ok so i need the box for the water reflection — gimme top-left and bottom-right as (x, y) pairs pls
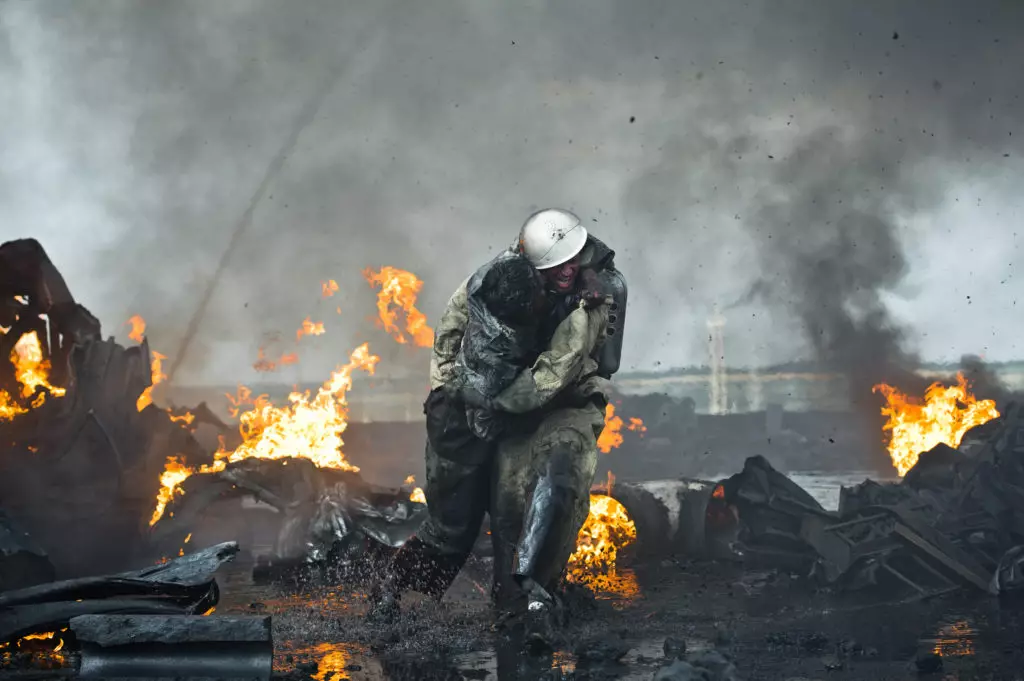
(931, 619), (976, 658)
(278, 641), (382, 680)
(312, 642), (350, 681)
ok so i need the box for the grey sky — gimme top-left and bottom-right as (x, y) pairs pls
(0, 1), (1021, 388)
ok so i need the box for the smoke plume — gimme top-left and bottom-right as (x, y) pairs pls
(0, 0), (1021, 392)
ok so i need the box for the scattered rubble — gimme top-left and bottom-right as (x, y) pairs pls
(0, 541), (238, 645)
(0, 239), (216, 577)
(150, 457), (427, 583)
(73, 613), (272, 679)
(0, 507), (54, 591)
(720, 403), (1024, 601)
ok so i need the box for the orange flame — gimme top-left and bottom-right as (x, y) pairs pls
(0, 390), (28, 421)
(873, 372), (1000, 476)
(296, 317), (325, 342)
(597, 404), (644, 453)
(14, 331), (66, 401)
(363, 267), (434, 347)
(226, 385), (266, 419)
(12, 629), (65, 654)
(169, 412), (195, 426)
(598, 404), (624, 452)
(137, 351), (166, 411)
(404, 475), (426, 502)
(568, 494), (638, 595)
(126, 316), (168, 412)
(150, 344), (379, 525)
(253, 348), (300, 373)
(321, 280), (339, 298)
(0, 331), (66, 419)
(126, 315), (146, 343)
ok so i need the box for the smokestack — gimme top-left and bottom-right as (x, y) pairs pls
(707, 307), (728, 415)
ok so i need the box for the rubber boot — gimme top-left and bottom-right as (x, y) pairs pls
(512, 448), (578, 651)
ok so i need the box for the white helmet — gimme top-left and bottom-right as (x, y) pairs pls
(518, 208), (588, 270)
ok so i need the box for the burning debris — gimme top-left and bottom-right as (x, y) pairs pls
(0, 240), (215, 576)
(0, 237), (446, 597)
(150, 457), (426, 582)
(150, 343), (380, 527)
(716, 373), (1024, 602)
(874, 372), (1000, 476)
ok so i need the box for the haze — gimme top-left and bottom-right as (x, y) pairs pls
(1, 1), (1021, 389)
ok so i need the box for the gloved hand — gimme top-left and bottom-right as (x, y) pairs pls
(578, 269), (605, 308)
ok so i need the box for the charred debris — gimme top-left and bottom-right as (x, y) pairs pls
(0, 239), (426, 675)
(2, 236), (1024, 677)
(716, 405), (1024, 602)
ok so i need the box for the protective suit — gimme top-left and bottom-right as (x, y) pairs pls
(488, 308), (611, 612)
(413, 293), (610, 594)
(370, 228), (622, 625)
(371, 263), (610, 613)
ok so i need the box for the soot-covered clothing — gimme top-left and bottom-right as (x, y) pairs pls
(412, 298), (612, 602)
(428, 234), (616, 391)
(424, 298), (611, 465)
(453, 253), (542, 440)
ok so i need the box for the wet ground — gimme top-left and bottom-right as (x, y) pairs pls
(205, 552), (1022, 681)
(4, 472), (1024, 680)
(4, 552), (1022, 680)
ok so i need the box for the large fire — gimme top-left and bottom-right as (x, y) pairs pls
(363, 266), (434, 347)
(597, 403), (645, 453)
(873, 372), (1000, 476)
(150, 343), (379, 525)
(0, 330), (66, 420)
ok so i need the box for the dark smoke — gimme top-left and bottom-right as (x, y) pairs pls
(959, 354), (1018, 408)
(1, 1), (1022, 389)
(744, 127), (933, 407)
(619, 0), (1024, 410)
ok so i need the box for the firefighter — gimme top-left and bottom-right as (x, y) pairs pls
(368, 209), (626, 641)
(489, 209), (626, 647)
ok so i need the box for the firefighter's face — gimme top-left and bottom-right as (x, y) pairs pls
(540, 255), (581, 293)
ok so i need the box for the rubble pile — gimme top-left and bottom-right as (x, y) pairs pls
(721, 402), (1024, 601)
(0, 542), (236, 645)
(0, 239), (221, 578)
(150, 457), (427, 584)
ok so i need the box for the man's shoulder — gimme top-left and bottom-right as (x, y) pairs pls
(583, 234), (616, 271)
